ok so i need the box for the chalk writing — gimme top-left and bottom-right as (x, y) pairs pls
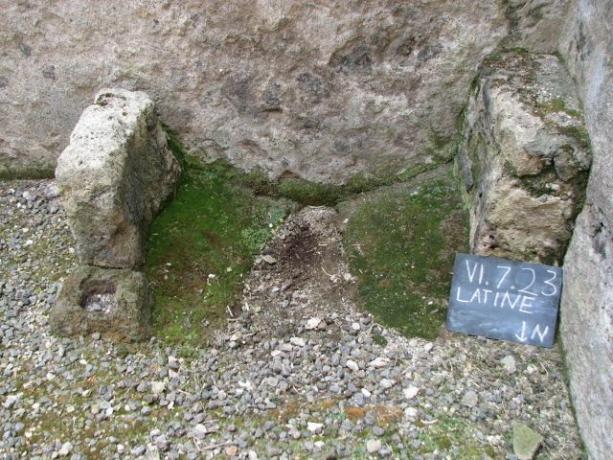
(446, 253), (562, 347)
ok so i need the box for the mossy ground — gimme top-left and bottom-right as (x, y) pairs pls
(416, 415), (499, 458)
(343, 179), (468, 340)
(148, 130), (465, 345)
(145, 157), (291, 346)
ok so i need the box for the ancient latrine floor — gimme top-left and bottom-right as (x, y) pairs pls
(0, 180), (582, 459)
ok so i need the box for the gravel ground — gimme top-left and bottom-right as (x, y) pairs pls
(0, 180), (582, 459)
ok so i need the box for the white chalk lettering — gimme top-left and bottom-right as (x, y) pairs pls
(501, 291), (521, 309)
(482, 288), (493, 303)
(518, 267), (537, 296)
(519, 296), (535, 314)
(469, 288), (482, 303)
(515, 321), (528, 342)
(542, 270), (558, 296)
(496, 265), (511, 289)
(466, 260), (479, 283)
(531, 324), (549, 343)
(456, 286), (471, 303)
(493, 291), (501, 307)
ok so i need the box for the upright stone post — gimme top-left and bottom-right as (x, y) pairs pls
(50, 88), (181, 341)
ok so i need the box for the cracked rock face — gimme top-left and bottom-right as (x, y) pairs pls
(0, 0), (514, 182)
(55, 88), (181, 269)
(457, 51), (591, 264)
(558, 1), (613, 458)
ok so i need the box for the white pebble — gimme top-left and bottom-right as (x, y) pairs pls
(403, 385), (420, 400)
(290, 337), (306, 347)
(366, 439), (382, 453)
(307, 422), (324, 433)
(368, 357), (388, 368)
(58, 442), (73, 457)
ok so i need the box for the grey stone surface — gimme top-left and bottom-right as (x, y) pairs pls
(49, 265), (152, 342)
(457, 51), (591, 264)
(0, 0), (513, 183)
(512, 422), (543, 460)
(503, 0), (573, 53)
(560, 206), (613, 459)
(55, 88), (180, 269)
(558, 2), (613, 458)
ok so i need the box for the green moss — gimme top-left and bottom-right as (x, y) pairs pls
(418, 415), (501, 458)
(197, 157), (447, 208)
(536, 97), (583, 120)
(345, 162), (442, 196)
(0, 164), (55, 181)
(506, 46), (530, 55)
(238, 167), (279, 196)
(371, 331), (388, 347)
(145, 153), (290, 346)
(149, 130), (467, 344)
(343, 179), (468, 340)
(164, 128), (188, 166)
(277, 178), (344, 207)
(558, 125), (591, 148)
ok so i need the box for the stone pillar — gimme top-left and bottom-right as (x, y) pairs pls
(50, 88), (181, 341)
(457, 50), (591, 264)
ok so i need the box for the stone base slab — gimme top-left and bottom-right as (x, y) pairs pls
(50, 265), (152, 342)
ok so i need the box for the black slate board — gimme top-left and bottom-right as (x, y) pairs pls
(446, 253), (562, 347)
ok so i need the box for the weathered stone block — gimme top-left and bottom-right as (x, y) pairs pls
(55, 88), (181, 269)
(49, 265), (152, 342)
(560, 205), (613, 459)
(457, 51), (591, 264)
(558, 2), (613, 457)
(0, 0), (515, 183)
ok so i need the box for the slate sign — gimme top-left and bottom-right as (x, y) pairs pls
(446, 253), (562, 347)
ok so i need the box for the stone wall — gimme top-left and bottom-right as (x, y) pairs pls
(1, 0), (513, 183)
(457, 50), (591, 264)
(557, 1), (613, 458)
(454, 2), (612, 456)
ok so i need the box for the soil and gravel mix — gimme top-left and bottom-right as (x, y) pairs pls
(0, 180), (582, 459)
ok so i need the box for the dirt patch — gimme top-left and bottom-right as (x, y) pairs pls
(274, 223), (319, 279)
(232, 206), (357, 341)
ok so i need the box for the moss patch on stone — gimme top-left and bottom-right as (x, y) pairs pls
(343, 179), (468, 340)
(537, 97), (582, 118)
(0, 164), (55, 181)
(232, 158), (446, 207)
(145, 155), (290, 346)
(277, 177), (344, 207)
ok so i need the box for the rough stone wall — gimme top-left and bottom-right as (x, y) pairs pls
(503, 0), (574, 53)
(457, 51), (591, 264)
(557, 1), (613, 458)
(1, 0), (513, 182)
